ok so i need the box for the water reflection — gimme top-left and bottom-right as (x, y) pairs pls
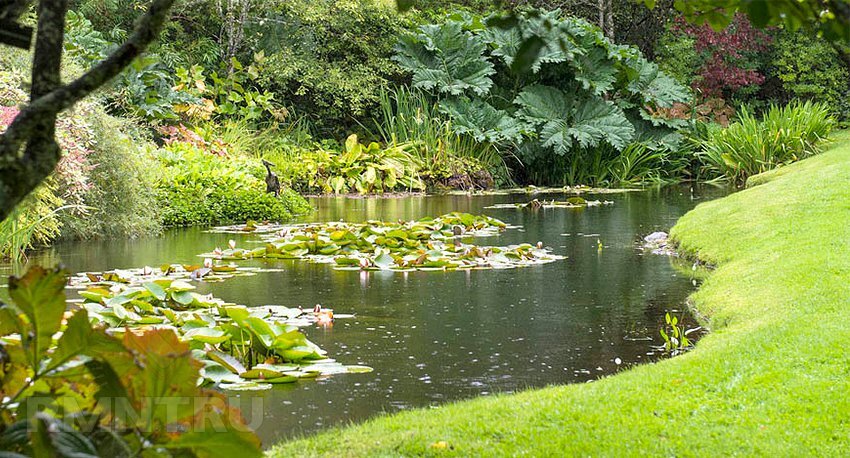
(4, 185), (727, 444)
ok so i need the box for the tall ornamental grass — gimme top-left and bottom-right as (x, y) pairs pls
(373, 87), (511, 186)
(700, 101), (835, 183)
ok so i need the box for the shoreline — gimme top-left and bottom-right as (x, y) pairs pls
(269, 137), (850, 455)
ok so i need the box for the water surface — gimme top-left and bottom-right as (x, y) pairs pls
(5, 185), (726, 444)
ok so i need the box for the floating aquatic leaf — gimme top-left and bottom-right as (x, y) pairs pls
(143, 282), (167, 301)
(219, 382), (273, 391)
(200, 363), (243, 384)
(201, 213), (563, 272)
(206, 350), (246, 375)
(240, 368), (284, 380)
(345, 365), (374, 374)
(184, 327), (230, 345)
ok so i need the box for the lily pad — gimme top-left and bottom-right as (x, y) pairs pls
(219, 382), (273, 391)
(240, 368), (284, 380)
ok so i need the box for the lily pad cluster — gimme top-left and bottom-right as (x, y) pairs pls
(210, 212), (509, 236)
(70, 267), (370, 391)
(202, 212), (565, 271)
(485, 198), (614, 209)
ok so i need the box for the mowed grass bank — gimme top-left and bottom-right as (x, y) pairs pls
(270, 137), (850, 456)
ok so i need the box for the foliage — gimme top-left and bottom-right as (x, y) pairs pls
(298, 135), (426, 194)
(66, 10), (283, 125)
(65, 10), (198, 122)
(58, 107), (162, 240)
(770, 30), (850, 119)
(173, 53), (287, 124)
(252, 0), (414, 136)
(0, 266), (262, 457)
(203, 212), (565, 271)
(392, 9), (690, 185)
(374, 86), (507, 188)
(68, 265), (369, 389)
(670, 14), (772, 100)
(0, 95), (92, 259)
(659, 312), (694, 354)
(662, 0), (850, 41)
(0, 184), (66, 262)
(697, 101), (835, 183)
(153, 142), (311, 227)
(520, 142), (688, 187)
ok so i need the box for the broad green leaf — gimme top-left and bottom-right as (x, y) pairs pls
(143, 282), (167, 301)
(206, 350), (246, 374)
(394, 21), (495, 96)
(164, 422), (262, 458)
(184, 327), (230, 344)
(46, 310), (124, 373)
(240, 368), (284, 380)
(8, 266), (69, 367)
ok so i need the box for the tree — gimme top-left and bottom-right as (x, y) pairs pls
(0, 0), (176, 222)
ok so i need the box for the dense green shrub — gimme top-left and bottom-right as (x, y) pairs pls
(58, 108), (162, 239)
(393, 9), (690, 186)
(153, 143), (310, 226)
(770, 30), (850, 118)
(698, 101), (835, 183)
(264, 135), (427, 194)
(252, 0), (413, 136)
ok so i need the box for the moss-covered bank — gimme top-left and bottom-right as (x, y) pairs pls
(269, 136), (850, 456)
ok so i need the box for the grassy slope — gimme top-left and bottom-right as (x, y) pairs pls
(270, 139), (850, 457)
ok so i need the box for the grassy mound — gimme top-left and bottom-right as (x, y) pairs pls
(269, 136), (850, 456)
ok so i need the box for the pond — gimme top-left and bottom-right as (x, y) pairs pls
(2, 185), (727, 445)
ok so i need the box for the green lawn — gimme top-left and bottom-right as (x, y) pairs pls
(270, 137), (850, 456)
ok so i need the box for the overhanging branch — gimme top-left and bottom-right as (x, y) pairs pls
(0, 0), (175, 220)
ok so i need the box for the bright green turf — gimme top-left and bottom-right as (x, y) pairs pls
(269, 138), (850, 456)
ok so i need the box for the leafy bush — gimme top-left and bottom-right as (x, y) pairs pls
(65, 10), (198, 122)
(58, 107), (162, 240)
(154, 143), (310, 226)
(0, 266), (262, 457)
(698, 101), (835, 183)
(252, 0), (414, 136)
(285, 135), (427, 194)
(173, 53), (288, 124)
(392, 9), (690, 185)
(771, 30), (850, 119)
(670, 14), (772, 100)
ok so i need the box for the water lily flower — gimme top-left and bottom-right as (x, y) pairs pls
(536, 241), (543, 249)
(228, 239), (236, 249)
(359, 258), (370, 269)
(213, 247), (222, 256)
(203, 258), (213, 268)
(317, 310), (334, 326)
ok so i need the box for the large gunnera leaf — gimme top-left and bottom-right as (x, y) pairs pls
(481, 9), (577, 73)
(624, 57), (690, 108)
(515, 85), (634, 155)
(439, 97), (525, 143)
(394, 21), (494, 96)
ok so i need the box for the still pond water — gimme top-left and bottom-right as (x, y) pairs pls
(4, 186), (726, 444)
